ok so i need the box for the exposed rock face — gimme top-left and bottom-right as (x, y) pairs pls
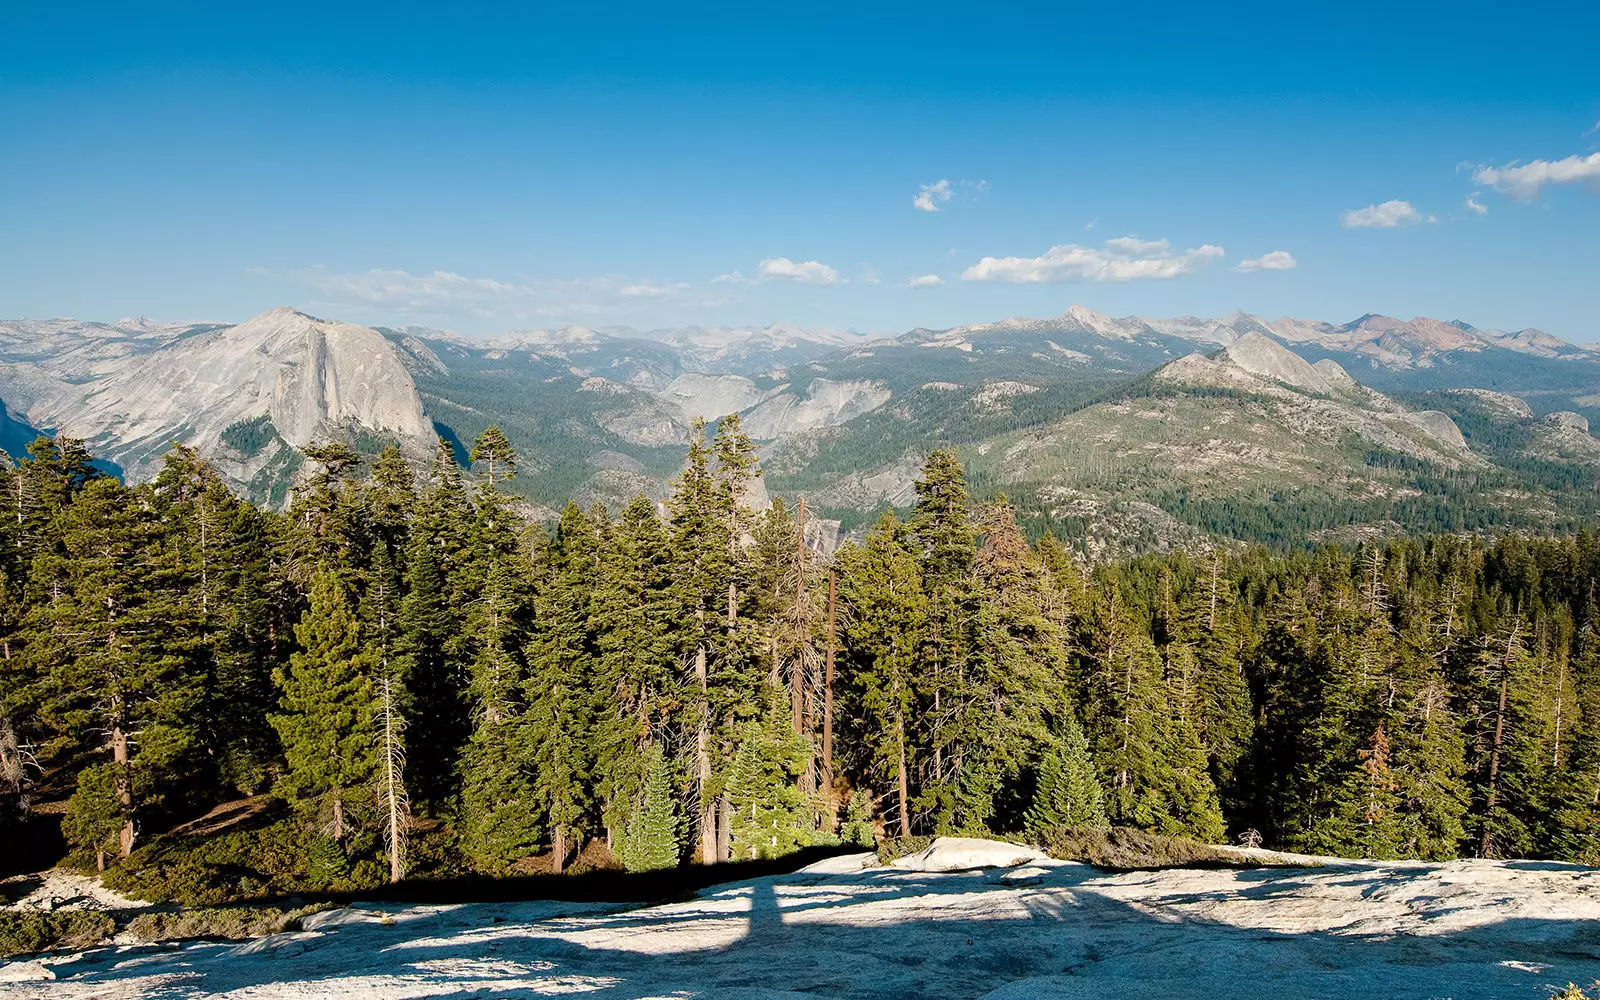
(1151, 337), (1473, 466)
(0, 307), (434, 492)
(742, 379), (892, 439)
(1546, 411), (1591, 434)
(657, 373), (766, 424)
(1443, 388), (1535, 420)
(1223, 332), (1334, 394)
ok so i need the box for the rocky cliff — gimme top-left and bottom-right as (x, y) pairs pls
(0, 307), (435, 496)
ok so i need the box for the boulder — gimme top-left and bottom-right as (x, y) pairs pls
(888, 837), (1049, 872)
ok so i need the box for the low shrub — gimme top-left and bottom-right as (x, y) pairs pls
(0, 910), (116, 958)
(125, 903), (333, 943)
(875, 836), (933, 864)
(877, 826), (1305, 871)
(1029, 825), (1293, 870)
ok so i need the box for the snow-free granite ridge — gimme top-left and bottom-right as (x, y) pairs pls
(7, 837), (1600, 998)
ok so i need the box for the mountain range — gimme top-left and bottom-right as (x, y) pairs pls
(3, 304), (1598, 555)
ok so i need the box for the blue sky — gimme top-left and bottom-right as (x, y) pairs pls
(3, 2), (1598, 339)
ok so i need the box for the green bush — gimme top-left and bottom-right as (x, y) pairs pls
(876, 826), (1304, 871)
(1028, 825), (1294, 870)
(0, 910), (116, 958)
(875, 835), (935, 864)
(102, 814), (334, 905)
(125, 903), (332, 943)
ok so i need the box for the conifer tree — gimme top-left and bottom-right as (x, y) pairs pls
(469, 425), (518, 485)
(620, 744), (681, 872)
(524, 502), (599, 870)
(34, 477), (201, 859)
(1025, 717), (1107, 833)
(669, 419), (734, 863)
(270, 569), (378, 844)
(590, 495), (678, 846)
(1465, 617), (1549, 858)
(837, 513), (927, 837)
(727, 685), (816, 860)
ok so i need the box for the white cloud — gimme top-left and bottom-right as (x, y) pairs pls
(913, 179), (952, 212)
(757, 257), (841, 285)
(907, 274), (944, 288)
(962, 238), (1224, 284)
(269, 266), (694, 324)
(1234, 250), (1298, 273)
(619, 281), (692, 298)
(1465, 194), (1488, 216)
(1339, 200), (1430, 228)
(1103, 236), (1170, 254)
(290, 266), (525, 307)
(711, 270), (754, 285)
(1472, 153), (1600, 202)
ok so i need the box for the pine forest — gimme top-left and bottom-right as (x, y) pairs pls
(7, 415), (1600, 902)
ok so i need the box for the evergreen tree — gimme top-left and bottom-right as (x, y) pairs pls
(469, 425), (518, 485)
(1025, 717), (1107, 832)
(270, 569), (378, 843)
(837, 513), (927, 837)
(620, 744), (681, 872)
(727, 685), (817, 860)
(523, 503), (599, 870)
(32, 477), (201, 859)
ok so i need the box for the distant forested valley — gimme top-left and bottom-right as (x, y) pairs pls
(5, 418), (1600, 906)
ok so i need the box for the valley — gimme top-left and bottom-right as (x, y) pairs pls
(3, 304), (1599, 556)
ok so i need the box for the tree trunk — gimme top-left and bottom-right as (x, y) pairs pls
(717, 792), (732, 862)
(380, 675), (406, 884)
(553, 824), (567, 873)
(1480, 661), (1511, 858)
(822, 570), (837, 827)
(111, 721), (134, 857)
(331, 794), (345, 844)
(696, 642), (716, 865)
(896, 710), (911, 839)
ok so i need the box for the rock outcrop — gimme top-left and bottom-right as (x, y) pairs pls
(0, 307), (435, 494)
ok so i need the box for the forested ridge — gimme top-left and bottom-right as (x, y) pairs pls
(5, 416), (1600, 901)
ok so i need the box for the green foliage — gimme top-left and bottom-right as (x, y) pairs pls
(0, 910), (115, 958)
(270, 570), (379, 837)
(1027, 825), (1275, 870)
(620, 745), (681, 872)
(727, 686), (819, 860)
(219, 416), (277, 457)
(839, 789), (877, 848)
(1026, 719), (1107, 833)
(21, 418), (1600, 903)
(125, 903), (331, 943)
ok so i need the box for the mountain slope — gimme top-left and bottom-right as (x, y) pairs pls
(0, 308), (435, 500)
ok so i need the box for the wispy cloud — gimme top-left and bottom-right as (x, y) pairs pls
(1465, 194), (1489, 216)
(287, 267), (526, 307)
(1472, 153), (1600, 202)
(962, 237), (1224, 284)
(907, 274), (944, 288)
(757, 257), (841, 285)
(913, 179), (952, 212)
(711, 270), (754, 285)
(266, 265), (695, 324)
(619, 281), (692, 298)
(1103, 236), (1170, 254)
(1234, 250), (1297, 273)
(1339, 200), (1433, 228)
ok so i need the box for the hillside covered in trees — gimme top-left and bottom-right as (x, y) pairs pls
(5, 421), (1600, 903)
